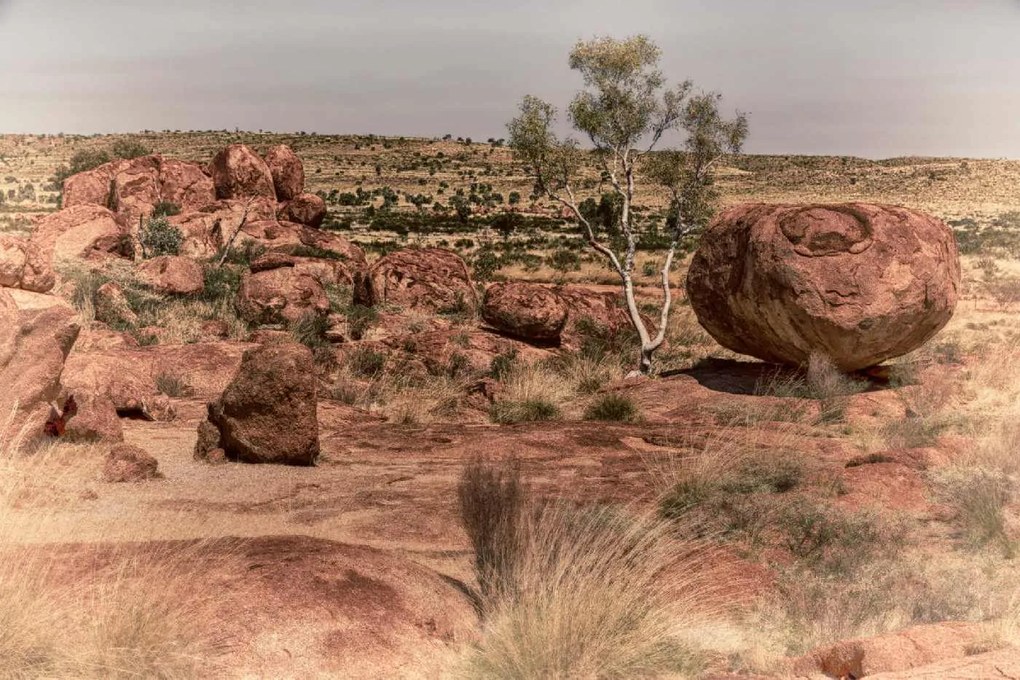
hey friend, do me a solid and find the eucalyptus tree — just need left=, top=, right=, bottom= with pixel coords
left=508, top=35, right=748, bottom=375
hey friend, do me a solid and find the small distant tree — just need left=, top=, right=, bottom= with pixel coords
left=111, top=139, right=150, bottom=159
left=508, top=35, right=747, bottom=375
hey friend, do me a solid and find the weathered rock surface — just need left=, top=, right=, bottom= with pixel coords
left=277, top=192, right=326, bottom=228
left=0, top=235, right=55, bottom=293
left=263, top=144, right=304, bottom=200
left=209, top=144, right=276, bottom=201
left=790, top=621, right=990, bottom=679
left=482, top=282, right=568, bottom=342
left=62, top=155, right=215, bottom=222
left=157, top=158, right=216, bottom=213
left=168, top=197, right=278, bottom=258
left=102, top=443, right=160, bottom=482
left=202, top=342, right=319, bottom=465
left=32, top=205, right=131, bottom=264
left=62, top=159, right=129, bottom=208
left=135, top=255, right=204, bottom=295
left=687, top=203, right=961, bottom=370
left=236, top=267, right=329, bottom=325
left=108, top=155, right=161, bottom=222
left=63, top=394, right=123, bottom=442
left=0, top=289, right=80, bottom=440
left=355, top=247, right=476, bottom=313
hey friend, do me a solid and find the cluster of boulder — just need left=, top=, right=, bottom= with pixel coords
left=0, top=135, right=963, bottom=474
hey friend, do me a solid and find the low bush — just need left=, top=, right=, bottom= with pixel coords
left=139, top=217, right=183, bottom=258
left=490, top=399, right=560, bottom=425
left=583, top=393, right=638, bottom=422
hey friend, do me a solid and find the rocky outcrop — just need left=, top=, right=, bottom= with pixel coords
left=277, top=193, right=326, bottom=228
left=0, top=289, right=81, bottom=441
left=198, top=342, right=319, bottom=465
left=0, top=235, right=55, bottom=293
left=263, top=144, right=304, bottom=201
left=209, top=144, right=276, bottom=201
left=355, top=247, right=477, bottom=314
left=482, top=282, right=568, bottom=342
left=236, top=267, right=329, bottom=325
left=31, top=205, right=131, bottom=264
left=687, top=203, right=961, bottom=371
left=63, top=155, right=215, bottom=223
left=135, top=255, right=204, bottom=295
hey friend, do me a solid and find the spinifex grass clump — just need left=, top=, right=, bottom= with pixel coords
left=458, top=457, right=728, bottom=678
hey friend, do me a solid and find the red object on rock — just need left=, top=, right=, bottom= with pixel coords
left=44, top=394, right=78, bottom=437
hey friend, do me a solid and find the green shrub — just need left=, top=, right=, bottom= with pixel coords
left=490, top=399, right=560, bottom=424
left=139, top=217, right=183, bottom=258
left=583, top=393, right=638, bottom=422
left=111, top=139, right=151, bottom=159
left=199, top=264, right=243, bottom=303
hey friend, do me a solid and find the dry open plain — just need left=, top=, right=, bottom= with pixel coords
left=2, top=133, right=1020, bottom=679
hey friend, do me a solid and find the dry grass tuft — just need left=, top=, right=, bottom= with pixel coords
left=0, top=404, right=231, bottom=678
left=458, top=458, right=732, bottom=678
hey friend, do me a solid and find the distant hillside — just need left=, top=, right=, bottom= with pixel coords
left=2, top=132, right=1019, bottom=227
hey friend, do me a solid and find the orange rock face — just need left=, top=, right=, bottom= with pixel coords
left=135, top=255, right=205, bottom=295
left=482, top=282, right=568, bottom=342
left=208, top=144, right=276, bottom=201
left=0, top=235, right=55, bottom=293
left=236, top=267, right=329, bottom=325
left=687, top=203, right=960, bottom=370
left=277, top=192, right=326, bottom=228
left=32, top=205, right=131, bottom=264
left=355, top=247, right=477, bottom=313
left=204, top=342, right=319, bottom=465
left=263, top=144, right=305, bottom=200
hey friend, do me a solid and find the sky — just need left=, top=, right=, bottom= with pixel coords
left=1, top=0, right=1019, bottom=158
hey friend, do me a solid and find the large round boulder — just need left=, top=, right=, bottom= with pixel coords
left=236, top=267, right=329, bottom=325
left=0, top=235, right=55, bottom=293
left=208, top=144, right=276, bottom=201
left=109, top=155, right=162, bottom=222
left=263, top=144, right=305, bottom=200
left=201, top=342, right=319, bottom=465
left=686, top=203, right=960, bottom=370
left=355, top=247, right=477, bottom=313
left=482, top=282, right=567, bottom=342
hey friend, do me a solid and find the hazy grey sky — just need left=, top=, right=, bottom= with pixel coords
left=2, top=0, right=1019, bottom=158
